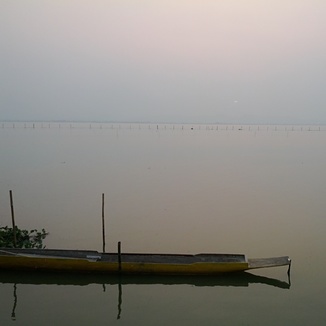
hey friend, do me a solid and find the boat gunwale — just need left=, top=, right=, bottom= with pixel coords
left=0, top=248, right=247, bottom=264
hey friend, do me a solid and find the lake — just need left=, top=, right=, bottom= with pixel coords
left=0, top=122, right=325, bottom=325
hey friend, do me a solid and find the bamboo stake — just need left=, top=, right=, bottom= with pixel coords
left=102, top=193, right=105, bottom=253
left=9, top=190, right=17, bottom=247
left=118, top=241, right=122, bottom=272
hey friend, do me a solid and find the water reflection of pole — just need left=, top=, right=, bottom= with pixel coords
left=102, top=278, right=122, bottom=319
left=11, top=284, right=18, bottom=321
left=117, top=279, right=122, bottom=320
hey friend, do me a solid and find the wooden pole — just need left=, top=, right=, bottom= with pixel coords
left=102, top=193, right=105, bottom=253
left=9, top=190, right=17, bottom=248
left=118, top=241, right=122, bottom=272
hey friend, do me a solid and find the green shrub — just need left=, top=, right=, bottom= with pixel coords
left=0, top=226, right=48, bottom=249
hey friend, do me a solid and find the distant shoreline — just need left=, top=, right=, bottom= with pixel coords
left=0, top=120, right=325, bottom=126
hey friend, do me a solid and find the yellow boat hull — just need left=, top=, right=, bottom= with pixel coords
left=0, top=255, right=249, bottom=275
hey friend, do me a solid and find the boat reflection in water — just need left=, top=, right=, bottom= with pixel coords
left=0, top=271, right=290, bottom=321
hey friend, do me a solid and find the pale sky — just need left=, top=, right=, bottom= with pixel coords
left=1, top=0, right=326, bottom=124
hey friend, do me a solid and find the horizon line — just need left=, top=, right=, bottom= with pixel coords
left=1, top=119, right=325, bottom=126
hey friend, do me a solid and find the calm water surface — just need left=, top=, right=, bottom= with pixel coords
left=0, top=122, right=325, bottom=325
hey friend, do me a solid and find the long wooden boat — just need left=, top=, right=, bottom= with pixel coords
left=0, top=248, right=291, bottom=275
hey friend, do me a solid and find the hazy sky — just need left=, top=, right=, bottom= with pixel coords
left=1, top=0, right=326, bottom=124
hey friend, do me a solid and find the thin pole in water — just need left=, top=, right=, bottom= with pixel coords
left=118, top=241, right=122, bottom=272
left=9, top=190, right=17, bottom=247
left=102, top=193, right=106, bottom=253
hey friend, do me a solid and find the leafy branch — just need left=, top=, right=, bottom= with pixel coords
left=0, top=226, right=48, bottom=249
